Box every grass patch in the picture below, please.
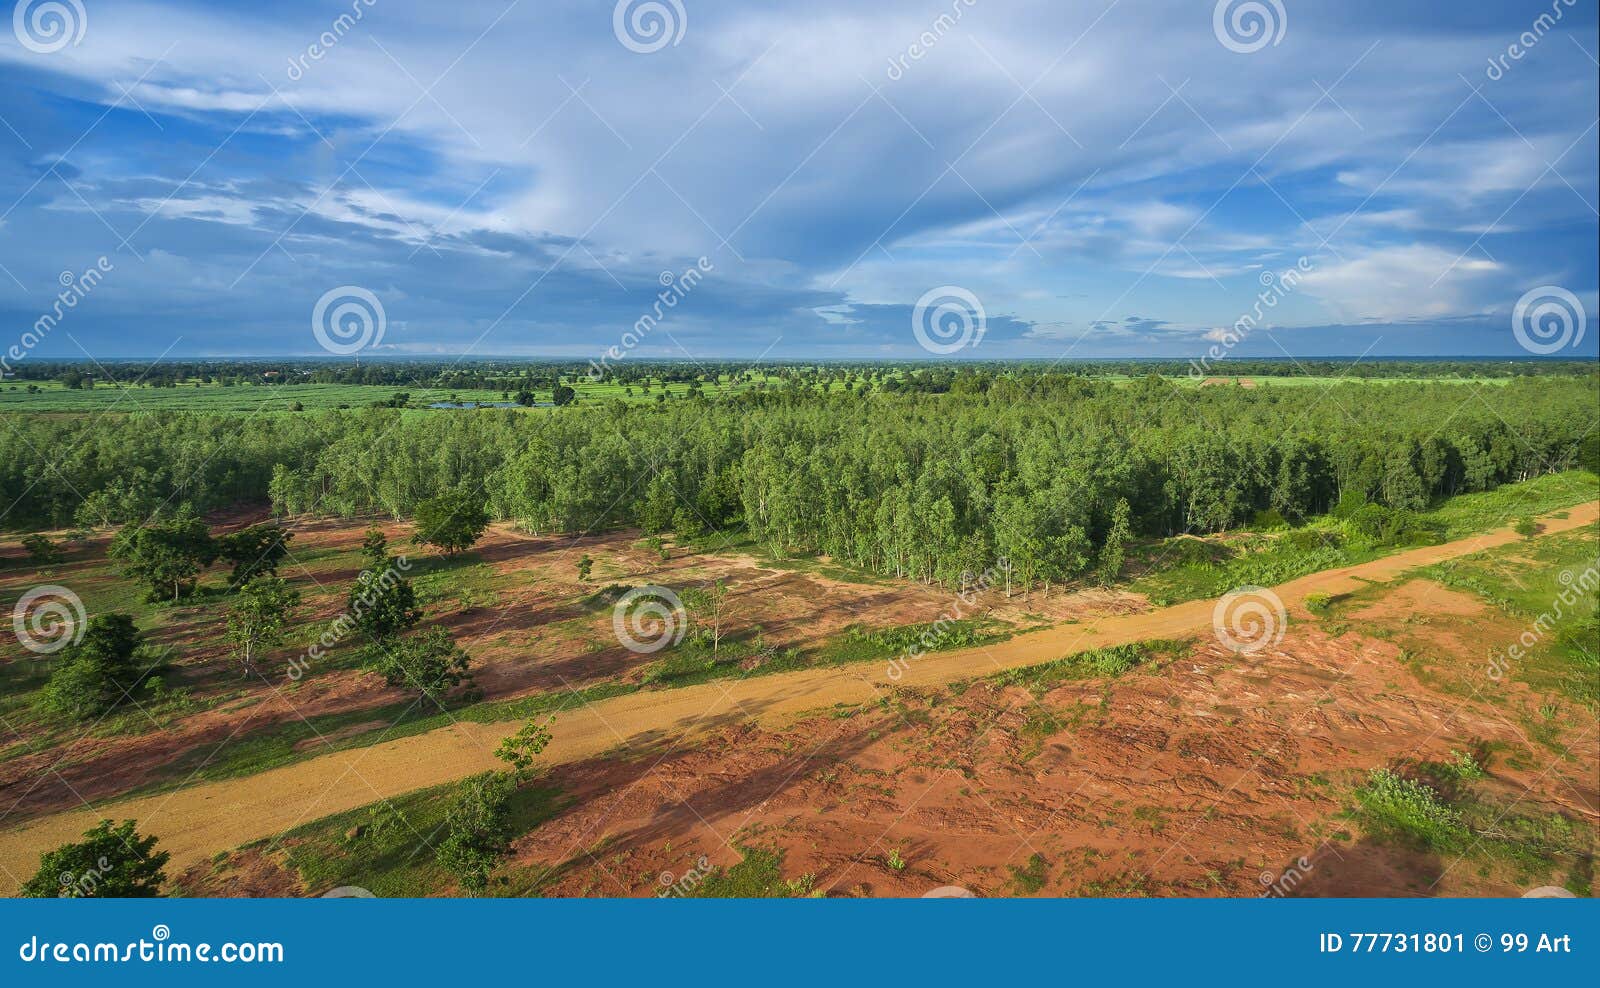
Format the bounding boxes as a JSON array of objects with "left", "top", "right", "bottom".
[
  {"left": 1351, "top": 765, "right": 1594, "bottom": 891},
  {"left": 989, "top": 640, "right": 1185, "bottom": 695},
  {"left": 1131, "top": 471, "right": 1597, "bottom": 606},
  {"left": 244, "top": 779, "right": 567, "bottom": 897},
  {"left": 1008, "top": 853, "right": 1050, "bottom": 895},
  {"left": 1416, "top": 523, "right": 1600, "bottom": 707},
  {"left": 686, "top": 845, "right": 811, "bottom": 897}
]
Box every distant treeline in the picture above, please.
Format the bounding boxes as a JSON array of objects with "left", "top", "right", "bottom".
[
  {"left": 4, "top": 358, "right": 1594, "bottom": 393},
  {"left": 4, "top": 377, "right": 1595, "bottom": 590}
]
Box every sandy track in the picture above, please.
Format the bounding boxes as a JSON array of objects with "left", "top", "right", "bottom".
[{"left": 2, "top": 502, "right": 1594, "bottom": 891}]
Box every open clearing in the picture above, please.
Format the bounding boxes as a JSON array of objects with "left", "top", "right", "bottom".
[{"left": 3, "top": 501, "right": 1593, "bottom": 894}]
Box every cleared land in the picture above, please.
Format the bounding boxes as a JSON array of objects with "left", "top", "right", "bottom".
[{"left": 2, "top": 500, "right": 1593, "bottom": 893}]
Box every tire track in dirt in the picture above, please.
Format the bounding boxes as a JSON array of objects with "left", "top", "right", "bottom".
[{"left": 1, "top": 502, "right": 1594, "bottom": 890}]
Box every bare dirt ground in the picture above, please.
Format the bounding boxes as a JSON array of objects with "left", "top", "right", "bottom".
[
  {"left": 178, "top": 577, "right": 1595, "bottom": 899},
  {"left": 3, "top": 502, "right": 1592, "bottom": 893},
  {"left": 4, "top": 513, "right": 1043, "bottom": 824}
]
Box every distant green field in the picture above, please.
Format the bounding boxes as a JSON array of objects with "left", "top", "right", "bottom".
[
  {"left": 0, "top": 372, "right": 1517, "bottom": 412},
  {"left": 0, "top": 376, "right": 781, "bottom": 413},
  {"left": 1174, "top": 375, "right": 1512, "bottom": 388}
]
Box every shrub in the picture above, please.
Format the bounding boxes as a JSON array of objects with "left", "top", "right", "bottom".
[
  {"left": 20, "top": 533, "right": 62, "bottom": 565},
  {"left": 1250, "top": 508, "right": 1290, "bottom": 531},
  {"left": 38, "top": 614, "right": 158, "bottom": 721},
  {"left": 21, "top": 819, "right": 169, "bottom": 897},
  {"left": 434, "top": 771, "right": 515, "bottom": 895},
  {"left": 1354, "top": 768, "right": 1467, "bottom": 852},
  {"left": 366, "top": 627, "right": 473, "bottom": 703}
]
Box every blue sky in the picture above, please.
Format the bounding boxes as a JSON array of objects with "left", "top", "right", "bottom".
[{"left": 0, "top": 0, "right": 1596, "bottom": 360}]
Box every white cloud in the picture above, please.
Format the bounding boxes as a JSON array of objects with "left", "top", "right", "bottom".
[{"left": 1296, "top": 244, "right": 1503, "bottom": 322}]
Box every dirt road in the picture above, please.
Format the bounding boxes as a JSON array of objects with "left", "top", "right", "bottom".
[{"left": 2, "top": 502, "right": 1594, "bottom": 891}]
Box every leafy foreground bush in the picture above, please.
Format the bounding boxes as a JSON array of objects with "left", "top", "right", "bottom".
[
  {"left": 1353, "top": 768, "right": 1467, "bottom": 853},
  {"left": 37, "top": 614, "right": 160, "bottom": 721},
  {"left": 22, "top": 819, "right": 169, "bottom": 898}
]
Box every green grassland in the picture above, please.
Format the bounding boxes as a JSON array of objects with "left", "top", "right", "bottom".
[
  {"left": 0, "top": 371, "right": 1524, "bottom": 413},
  {"left": 1349, "top": 753, "right": 1594, "bottom": 896},
  {"left": 1131, "top": 470, "right": 1599, "bottom": 606},
  {"left": 0, "top": 375, "right": 784, "bottom": 413},
  {"left": 1415, "top": 523, "right": 1600, "bottom": 708}
]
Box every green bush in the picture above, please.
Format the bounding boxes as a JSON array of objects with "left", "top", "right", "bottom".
[
  {"left": 1354, "top": 768, "right": 1467, "bottom": 852},
  {"left": 22, "top": 820, "right": 168, "bottom": 897}
]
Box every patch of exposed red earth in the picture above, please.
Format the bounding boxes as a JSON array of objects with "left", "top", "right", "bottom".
[
  {"left": 5, "top": 515, "right": 1115, "bottom": 824},
  {"left": 506, "top": 602, "right": 1595, "bottom": 898}
]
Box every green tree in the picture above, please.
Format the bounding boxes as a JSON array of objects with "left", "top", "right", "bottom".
[
  {"left": 108, "top": 516, "right": 216, "bottom": 602},
  {"left": 38, "top": 614, "right": 153, "bottom": 720},
  {"left": 412, "top": 490, "right": 491, "bottom": 557},
  {"left": 21, "top": 819, "right": 169, "bottom": 898},
  {"left": 435, "top": 771, "right": 515, "bottom": 895},
  {"left": 225, "top": 576, "right": 301, "bottom": 676},
  {"left": 1097, "top": 498, "right": 1131, "bottom": 586},
  {"left": 360, "top": 526, "right": 390, "bottom": 568},
  {"left": 367, "top": 627, "right": 472, "bottom": 703},
  {"left": 682, "top": 579, "right": 730, "bottom": 652},
  {"left": 348, "top": 533, "right": 421, "bottom": 644},
  {"left": 20, "top": 533, "right": 62, "bottom": 565},
  {"left": 552, "top": 385, "right": 576, "bottom": 406},
  {"left": 494, "top": 719, "right": 553, "bottom": 779},
  {"left": 215, "top": 522, "right": 294, "bottom": 588},
  {"left": 576, "top": 554, "right": 593, "bottom": 581}
]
